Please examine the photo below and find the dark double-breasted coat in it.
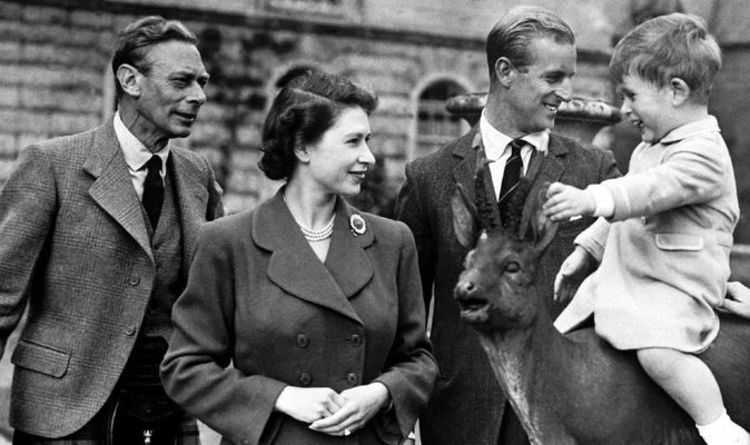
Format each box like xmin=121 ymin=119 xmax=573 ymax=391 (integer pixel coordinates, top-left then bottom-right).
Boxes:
xmin=160 ymin=191 xmax=438 ymax=445
xmin=395 ymin=126 xmax=620 ymax=444
xmin=0 ymin=122 xmax=224 ymax=438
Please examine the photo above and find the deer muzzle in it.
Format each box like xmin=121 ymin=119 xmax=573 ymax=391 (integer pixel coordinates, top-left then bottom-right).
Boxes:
xmin=454 ymin=272 xmax=491 ymax=324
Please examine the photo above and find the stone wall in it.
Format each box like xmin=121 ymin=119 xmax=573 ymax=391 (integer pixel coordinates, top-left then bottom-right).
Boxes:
xmin=0 ymin=0 xmax=615 ymax=214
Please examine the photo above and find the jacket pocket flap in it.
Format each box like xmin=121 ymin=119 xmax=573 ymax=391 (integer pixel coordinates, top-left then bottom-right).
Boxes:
xmin=655 ymin=233 xmax=704 ymax=251
xmin=11 ymin=339 xmax=70 ymax=378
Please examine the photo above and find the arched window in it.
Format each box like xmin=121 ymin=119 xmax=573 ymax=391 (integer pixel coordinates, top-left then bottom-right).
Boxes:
xmin=415 ymin=80 xmax=468 ymax=158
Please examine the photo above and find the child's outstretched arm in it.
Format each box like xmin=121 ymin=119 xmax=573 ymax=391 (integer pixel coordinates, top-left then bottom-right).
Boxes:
xmin=543 ymin=182 xmax=596 ymax=221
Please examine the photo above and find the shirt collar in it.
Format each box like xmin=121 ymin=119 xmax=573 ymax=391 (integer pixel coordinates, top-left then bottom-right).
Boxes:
xmin=479 ymin=110 xmax=549 ymax=159
xmin=659 ymin=115 xmax=721 ymax=145
xmin=113 ymin=111 xmax=170 ymax=172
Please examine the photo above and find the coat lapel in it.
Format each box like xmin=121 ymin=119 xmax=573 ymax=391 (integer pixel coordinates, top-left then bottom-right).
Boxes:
xmin=520 ymin=134 xmax=568 ymax=235
xmin=84 ymin=123 xmax=153 ymax=262
xmin=169 ymin=146 xmax=209 ymax=277
xmin=324 ymin=199 xmax=374 ymax=299
xmin=254 ymin=192 xmax=368 ymax=324
xmin=452 ymin=126 xmax=482 ymax=199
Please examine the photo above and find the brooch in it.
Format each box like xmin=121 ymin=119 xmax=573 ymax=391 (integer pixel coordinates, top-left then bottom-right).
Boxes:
xmin=349 ymin=214 xmax=366 ymax=236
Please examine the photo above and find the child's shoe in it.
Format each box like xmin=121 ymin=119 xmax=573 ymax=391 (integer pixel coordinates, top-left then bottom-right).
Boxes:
xmin=696 ymin=411 xmax=749 ymax=445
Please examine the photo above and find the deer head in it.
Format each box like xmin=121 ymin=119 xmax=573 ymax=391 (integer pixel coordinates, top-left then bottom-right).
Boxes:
xmin=451 ymin=173 xmax=558 ymax=332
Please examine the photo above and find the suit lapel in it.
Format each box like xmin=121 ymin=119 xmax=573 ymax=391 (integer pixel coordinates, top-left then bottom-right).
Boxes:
xmin=170 ymin=146 xmax=209 ymax=276
xmin=520 ymin=134 xmax=568 ymax=235
xmin=84 ymin=124 xmax=153 ymax=262
xmin=452 ymin=126 xmax=482 ymax=199
xmin=255 ymin=192 xmax=367 ymax=324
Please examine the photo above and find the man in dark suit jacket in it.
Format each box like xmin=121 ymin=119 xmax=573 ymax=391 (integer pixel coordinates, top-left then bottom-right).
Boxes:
xmin=0 ymin=16 xmax=223 ymax=444
xmin=396 ymin=6 xmax=620 ymax=445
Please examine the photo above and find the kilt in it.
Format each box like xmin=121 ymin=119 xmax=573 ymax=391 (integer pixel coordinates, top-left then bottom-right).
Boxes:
xmin=12 ymin=409 xmax=199 ymax=445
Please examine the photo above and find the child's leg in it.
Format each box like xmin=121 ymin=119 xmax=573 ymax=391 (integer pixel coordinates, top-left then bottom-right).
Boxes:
xmin=638 ymin=347 xmax=748 ymax=444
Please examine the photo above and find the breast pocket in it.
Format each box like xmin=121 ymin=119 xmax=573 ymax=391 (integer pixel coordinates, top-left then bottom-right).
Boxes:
xmin=11 ymin=338 xmax=70 ymax=378
xmin=655 ymin=233 xmax=704 ymax=251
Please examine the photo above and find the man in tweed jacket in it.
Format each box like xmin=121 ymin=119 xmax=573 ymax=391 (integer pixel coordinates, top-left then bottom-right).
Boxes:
xmin=396 ymin=6 xmax=620 ymax=445
xmin=0 ymin=17 xmax=223 ymax=443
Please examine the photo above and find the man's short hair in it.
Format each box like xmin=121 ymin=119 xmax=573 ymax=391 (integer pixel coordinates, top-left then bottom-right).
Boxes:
xmin=486 ymin=6 xmax=575 ymax=79
xmin=111 ymin=16 xmax=198 ymax=98
xmin=610 ymin=13 xmax=721 ymax=104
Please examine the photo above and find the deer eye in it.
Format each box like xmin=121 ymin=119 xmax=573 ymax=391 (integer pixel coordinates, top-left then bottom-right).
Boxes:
xmin=504 ymin=261 xmax=521 ymax=273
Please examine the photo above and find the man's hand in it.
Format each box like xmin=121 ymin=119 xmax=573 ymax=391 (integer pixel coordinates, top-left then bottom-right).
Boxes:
xmin=543 ymin=182 xmax=595 ymax=222
xmin=554 ymin=246 xmax=594 ymax=303
xmin=274 ymin=386 xmax=345 ymax=424
xmin=308 ymin=382 xmax=389 ymax=436
xmin=722 ymin=281 xmax=750 ymax=319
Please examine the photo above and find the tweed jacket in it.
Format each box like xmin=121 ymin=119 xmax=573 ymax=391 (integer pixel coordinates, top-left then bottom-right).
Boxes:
xmin=160 ymin=191 xmax=438 ymax=445
xmin=554 ymin=116 xmax=738 ymax=353
xmin=0 ymin=122 xmax=224 ymax=437
xmin=395 ymin=125 xmax=619 ymax=445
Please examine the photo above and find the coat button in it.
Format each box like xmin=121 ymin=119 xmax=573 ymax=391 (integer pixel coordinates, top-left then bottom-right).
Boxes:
xmin=350 ymin=334 xmax=362 ymax=347
xmin=125 ymin=325 xmax=137 ymax=336
xmin=128 ymin=275 xmax=140 ymax=286
xmin=299 ymin=372 xmax=312 ymax=386
xmin=346 ymin=372 xmax=358 ymax=386
xmin=296 ymin=334 xmax=309 ymax=348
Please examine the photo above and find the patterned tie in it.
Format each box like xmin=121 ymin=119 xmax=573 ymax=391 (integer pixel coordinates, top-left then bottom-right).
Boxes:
xmin=142 ymin=155 xmax=164 ymax=229
xmin=498 ymin=138 xmax=525 ymax=227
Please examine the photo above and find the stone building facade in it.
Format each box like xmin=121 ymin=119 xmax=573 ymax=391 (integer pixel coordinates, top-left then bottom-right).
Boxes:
xmin=0 ymin=0 xmax=618 ymax=215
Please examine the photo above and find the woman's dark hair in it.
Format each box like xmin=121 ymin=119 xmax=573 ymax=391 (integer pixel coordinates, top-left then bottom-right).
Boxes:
xmin=111 ymin=16 xmax=198 ymax=98
xmin=259 ymin=69 xmax=378 ymax=181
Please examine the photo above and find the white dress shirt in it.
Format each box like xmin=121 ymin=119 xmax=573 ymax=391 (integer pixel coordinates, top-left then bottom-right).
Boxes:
xmin=479 ymin=110 xmax=549 ymax=199
xmin=113 ymin=111 xmax=170 ymax=200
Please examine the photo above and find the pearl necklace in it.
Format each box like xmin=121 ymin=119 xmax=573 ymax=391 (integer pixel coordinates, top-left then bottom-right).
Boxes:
xmin=284 ymin=193 xmax=335 ymax=242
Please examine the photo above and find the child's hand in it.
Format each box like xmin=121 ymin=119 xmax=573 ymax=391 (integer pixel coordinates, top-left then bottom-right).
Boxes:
xmin=721 ymin=281 xmax=750 ymax=319
xmin=543 ymin=182 xmax=595 ymax=221
xmin=554 ymin=246 xmax=594 ymax=303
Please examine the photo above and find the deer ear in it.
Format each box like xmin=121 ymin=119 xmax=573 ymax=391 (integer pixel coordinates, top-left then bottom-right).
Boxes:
xmin=529 ymin=182 xmax=559 ymax=257
xmin=451 ymin=183 xmax=479 ymax=249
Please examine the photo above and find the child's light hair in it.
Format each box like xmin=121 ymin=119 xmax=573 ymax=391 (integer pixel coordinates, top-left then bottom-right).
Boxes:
xmin=610 ymin=13 xmax=721 ymax=104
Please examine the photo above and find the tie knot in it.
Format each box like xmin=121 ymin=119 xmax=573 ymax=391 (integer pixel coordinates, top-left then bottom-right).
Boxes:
xmin=508 ymin=138 xmax=525 ymax=155
xmin=145 ymin=155 xmax=162 ymax=174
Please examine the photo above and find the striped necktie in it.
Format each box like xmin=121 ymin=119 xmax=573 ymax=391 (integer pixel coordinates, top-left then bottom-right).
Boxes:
xmin=498 ymin=138 xmax=524 ymax=227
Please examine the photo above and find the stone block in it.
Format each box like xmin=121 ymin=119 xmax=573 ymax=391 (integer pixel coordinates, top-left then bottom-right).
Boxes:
xmin=22 ymin=43 xmax=106 ymax=67
xmin=70 ymin=10 xmax=113 ymax=29
xmin=20 ymin=87 xmax=102 ymax=113
xmin=0 ymin=86 xmax=19 ymax=107
xmin=0 ymin=20 xmax=26 ymax=42
xmin=236 ymin=125 xmax=261 ymax=147
xmin=22 ymin=5 xmax=69 ymax=25
xmin=0 ymin=133 xmax=16 ymax=156
xmin=190 ymin=122 xmax=232 ymax=146
xmin=47 ymin=111 xmax=100 ymax=135
xmin=0 ymin=41 xmax=21 ymax=63
xmin=0 ymin=158 xmax=19 ymax=185
xmin=0 ymin=2 xmax=23 ymax=21
xmin=1 ymin=64 xmax=102 ymax=91
xmin=374 ymin=135 xmax=408 ymax=158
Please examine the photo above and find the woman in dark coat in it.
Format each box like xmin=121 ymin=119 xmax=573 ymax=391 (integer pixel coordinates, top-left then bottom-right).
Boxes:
xmin=160 ymin=69 xmax=437 ymax=445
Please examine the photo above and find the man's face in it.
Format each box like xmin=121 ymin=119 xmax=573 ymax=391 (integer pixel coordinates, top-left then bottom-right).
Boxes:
xmin=135 ymin=40 xmax=209 ymax=140
xmin=505 ymin=37 xmax=576 ymax=134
